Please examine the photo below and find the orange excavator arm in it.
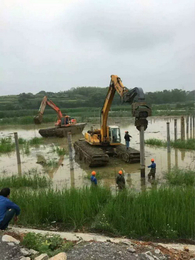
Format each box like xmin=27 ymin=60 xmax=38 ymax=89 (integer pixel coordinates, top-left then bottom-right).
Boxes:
xmin=34 ymin=96 xmax=63 ymax=124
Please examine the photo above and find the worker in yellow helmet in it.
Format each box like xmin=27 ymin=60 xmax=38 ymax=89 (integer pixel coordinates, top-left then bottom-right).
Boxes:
xmin=91 ymin=171 xmax=97 ymax=185
xmin=148 ymin=158 xmax=156 ymax=179
xmin=116 ymin=170 xmax=125 ymax=190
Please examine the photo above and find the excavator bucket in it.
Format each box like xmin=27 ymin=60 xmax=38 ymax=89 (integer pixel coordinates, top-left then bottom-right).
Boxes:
xmin=34 ymin=114 xmax=43 ymax=124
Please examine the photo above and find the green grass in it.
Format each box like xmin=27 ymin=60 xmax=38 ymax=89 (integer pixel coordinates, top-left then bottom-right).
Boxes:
xmin=145 ymin=138 xmax=195 ymax=150
xmin=53 ymin=147 xmax=67 ymax=156
xmin=11 ymin=187 xmax=112 ymax=229
xmin=0 ymin=137 xmax=15 ymax=153
xmin=93 ymin=187 xmax=195 ymax=240
xmin=165 ymin=168 xmax=195 ymax=186
xmin=0 ymin=174 xmax=51 ymax=189
xmin=29 ymin=137 xmax=43 ymax=145
xmin=10 ymin=186 xmax=195 ymax=240
xmin=21 ymin=232 xmax=73 ymax=257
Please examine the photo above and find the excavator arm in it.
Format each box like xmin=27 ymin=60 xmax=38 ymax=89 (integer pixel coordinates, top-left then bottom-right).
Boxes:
xmin=100 ymin=75 xmax=151 ymax=143
xmin=34 ymin=96 xmax=63 ymax=124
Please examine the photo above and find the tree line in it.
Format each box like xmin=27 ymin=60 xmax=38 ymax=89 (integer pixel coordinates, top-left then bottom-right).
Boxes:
xmin=0 ymin=87 xmax=194 ymax=112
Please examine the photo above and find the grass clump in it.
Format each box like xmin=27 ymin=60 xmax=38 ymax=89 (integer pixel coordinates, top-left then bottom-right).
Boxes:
xmin=171 ymin=139 xmax=195 ymax=150
xmin=145 ymin=138 xmax=195 ymax=150
xmin=29 ymin=137 xmax=43 ymax=145
xmin=166 ymin=168 xmax=195 ymax=186
xmin=0 ymin=137 xmax=15 ymax=153
xmin=0 ymin=175 xmax=51 ymax=189
xmin=53 ymin=147 xmax=67 ymax=156
xmin=22 ymin=232 xmax=73 ymax=257
xmin=145 ymin=138 xmax=166 ymax=147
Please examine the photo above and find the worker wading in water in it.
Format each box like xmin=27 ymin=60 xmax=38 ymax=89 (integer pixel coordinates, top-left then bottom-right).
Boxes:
xmin=116 ymin=170 xmax=125 ymax=190
xmin=148 ymin=158 xmax=156 ymax=179
xmin=124 ymin=131 xmax=132 ymax=150
xmin=91 ymin=171 xmax=97 ymax=186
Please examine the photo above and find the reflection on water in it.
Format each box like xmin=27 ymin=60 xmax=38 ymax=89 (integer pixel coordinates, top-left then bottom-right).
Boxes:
xmin=0 ymin=116 xmax=195 ymax=191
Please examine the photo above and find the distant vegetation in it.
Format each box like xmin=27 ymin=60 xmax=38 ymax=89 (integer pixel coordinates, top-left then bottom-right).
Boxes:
xmin=0 ymin=88 xmax=194 ymax=124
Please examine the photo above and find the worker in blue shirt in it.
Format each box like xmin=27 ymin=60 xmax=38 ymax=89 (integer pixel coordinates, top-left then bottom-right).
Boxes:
xmin=0 ymin=188 xmax=20 ymax=230
xmin=90 ymin=171 xmax=97 ymax=185
xmin=148 ymin=158 xmax=156 ymax=179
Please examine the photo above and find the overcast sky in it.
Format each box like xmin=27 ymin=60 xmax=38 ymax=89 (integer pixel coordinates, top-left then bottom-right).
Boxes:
xmin=0 ymin=0 xmax=195 ymax=96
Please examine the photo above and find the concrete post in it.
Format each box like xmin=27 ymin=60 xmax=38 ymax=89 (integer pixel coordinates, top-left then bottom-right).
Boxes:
xmin=193 ymin=115 xmax=195 ymax=138
xmin=186 ymin=116 xmax=189 ymax=139
xmin=174 ymin=119 xmax=177 ymax=141
xmin=140 ymin=126 xmax=145 ymax=178
xmin=190 ymin=116 xmax=192 ymax=138
xmin=167 ymin=150 xmax=171 ymax=173
xmin=167 ymin=122 xmax=171 ymax=153
xmin=181 ymin=116 xmax=185 ymax=140
xmin=14 ymin=132 xmax=21 ymax=164
xmin=175 ymin=149 xmax=178 ymax=168
xmin=14 ymin=132 xmax=22 ymax=175
xmin=67 ymin=132 xmax=74 ymax=170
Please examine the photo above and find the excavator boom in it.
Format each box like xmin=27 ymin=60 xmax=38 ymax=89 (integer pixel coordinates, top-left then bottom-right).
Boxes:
xmin=34 ymin=96 xmax=63 ymax=124
xmin=100 ymin=75 xmax=151 ymax=143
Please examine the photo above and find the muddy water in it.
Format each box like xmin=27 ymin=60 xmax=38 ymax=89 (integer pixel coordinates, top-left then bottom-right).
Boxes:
xmin=0 ymin=116 xmax=194 ymax=191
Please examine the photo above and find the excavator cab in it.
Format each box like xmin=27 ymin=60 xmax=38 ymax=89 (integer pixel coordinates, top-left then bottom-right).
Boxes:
xmin=109 ymin=126 xmax=121 ymax=144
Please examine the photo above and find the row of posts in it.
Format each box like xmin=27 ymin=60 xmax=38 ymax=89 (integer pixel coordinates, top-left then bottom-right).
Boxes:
xmin=167 ymin=115 xmax=195 ymax=152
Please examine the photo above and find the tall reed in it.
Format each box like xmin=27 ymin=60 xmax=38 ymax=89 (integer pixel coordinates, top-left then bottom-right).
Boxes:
xmin=10 ymin=186 xmax=194 ymax=239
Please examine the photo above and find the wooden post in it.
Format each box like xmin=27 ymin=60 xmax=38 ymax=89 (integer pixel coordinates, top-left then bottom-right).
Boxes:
xmin=174 ymin=119 xmax=177 ymax=141
xmin=167 ymin=122 xmax=171 ymax=153
xmin=67 ymin=132 xmax=74 ymax=170
xmin=186 ymin=116 xmax=189 ymax=139
xmin=181 ymin=116 xmax=185 ymax=140
xmin=140 ymin=126 xmax=145 ymax=178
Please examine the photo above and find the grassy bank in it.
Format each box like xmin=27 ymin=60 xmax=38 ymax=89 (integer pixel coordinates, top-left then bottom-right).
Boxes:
xmin=145 ymin=138 xmax=195 ymax=150
xmin=9 ymin=186 xmax=195 ymax=240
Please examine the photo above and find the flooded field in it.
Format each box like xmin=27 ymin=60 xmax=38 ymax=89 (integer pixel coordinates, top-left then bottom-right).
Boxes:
xmin=0 ymin=116 xmax=194 ymax=191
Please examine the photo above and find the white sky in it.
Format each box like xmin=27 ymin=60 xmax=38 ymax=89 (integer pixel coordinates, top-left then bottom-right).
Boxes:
xmin=0 ymin=0 xmax=195 ymax=95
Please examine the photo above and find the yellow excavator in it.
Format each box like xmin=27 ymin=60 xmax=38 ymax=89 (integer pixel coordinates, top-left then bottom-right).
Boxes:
xmin=74 ymin=75 xmax=151 ymax=167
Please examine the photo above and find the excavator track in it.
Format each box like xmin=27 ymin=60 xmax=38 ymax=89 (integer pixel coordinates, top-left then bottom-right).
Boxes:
xmin=74 ymin=140 xmax=140 ymax=167
xmin=115 ymin=144 xmax=140 ymax=163
xmin=39 ymin=123 xmax=86 ymax=138
xmin=74 ymin=140 xmax=109 ymax=167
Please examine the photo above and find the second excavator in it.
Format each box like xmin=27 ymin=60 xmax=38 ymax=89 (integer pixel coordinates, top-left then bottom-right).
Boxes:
xmin=34 ymin=96 xmax=86 ymax=137
xmin=74 ymin=75 xmax=151 ymax=167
